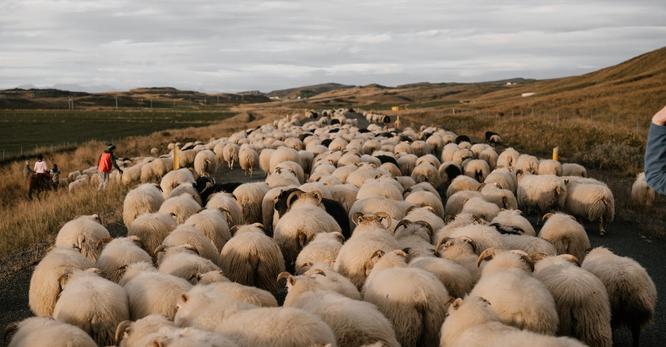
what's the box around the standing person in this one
[33,155,49,178]
[97,144,123,190]
[645,105,666,194]
[50,163,61,184]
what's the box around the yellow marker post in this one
[173,146,180,170]
[391,106,400,112]
[552,146,559,161]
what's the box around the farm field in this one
[0,109,236,161]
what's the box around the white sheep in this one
[496,147,520,168]
[215,307,338,347]
[282,272,400,347]
[490,209,536,236]
[538,159,562,176]
[516,173,567,214]
[444,190,482,217]
[219,224,286,295]
[233,182,270,224]
[463,159,491,182]
[194,149,217,177]
[582,247,657,346]
[158,248,221,283]
[274,190,342,267]
[515,154,539,174]
[168,182,203,205]
[123,183,164,227]
[115,314,177,347]
[534,255,612,347]
[500,234,557,256]
[404,190,444,218]
[55,214,111,261]
[440,296,587,347]
[159,194,202,224]
[564,179,614,235]
[222,143,240,169]
[96,236,152,282]
[362,249,451,347]
[28,248,94,317]
[123,267,192,321]
[194,274,278,307]
[157,225,221,266]
[182,208,231,251]
[435,236,480,281]
[238,146,259,176]
[471,248,559,335]
[53,269,130,346]
[561,163,587,177]
[539,213,591,261]
[294,231,344,274]
[269,146,300,173]
[127,211,177,257]
[631,172,656,206]
[206,192,244,227]
[160,168,195,197]
[461,197,500,221]
[6,317,97,347]
[408,256,474,299]
[446,175,481,198]
[480,183,518,210]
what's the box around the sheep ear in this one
[330,232,344,242]
[58,270,73,291]
[364,249,385,276]
[179,293,189,304]
[115,320,132,345]
[530,252,547,263]
[451,298,464,310]
[286,190,303,210]
[311,190,323,205]
[434,237,451,256]
[351,212,364,226]
[277,272,292,287]
[394,219,411,232]
[501,196,509,209]
[376,212,392,229]
[414,220,434,238]
[229,225,239,236]
[541,213,554,223]
[297,231,310,248]
[461,237,478,253]
[515,252,535,272]
[563,178,570,185]
[477,248,496,267]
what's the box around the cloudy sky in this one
[1,0,665,92]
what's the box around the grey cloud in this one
[0,0,664,92]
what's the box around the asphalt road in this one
[0,115,663,346]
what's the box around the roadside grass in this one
[0,107,286,257]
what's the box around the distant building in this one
[521,92,536,97]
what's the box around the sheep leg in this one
[631,324,641,347]
[598,216,606,236]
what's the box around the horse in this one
[27,173,55,199]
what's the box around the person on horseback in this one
[97,144,123,190]
[33,155,50,180]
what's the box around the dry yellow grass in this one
[0,106,288,257]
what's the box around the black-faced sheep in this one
[582,247,657,347]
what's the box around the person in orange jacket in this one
[97,144,123,190]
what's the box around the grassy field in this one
[0,109,236,160]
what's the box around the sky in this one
[1,0,665,93]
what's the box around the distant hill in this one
[267,83,353,99]
[0,87,269,109]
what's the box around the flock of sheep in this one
[9,109,658,347]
